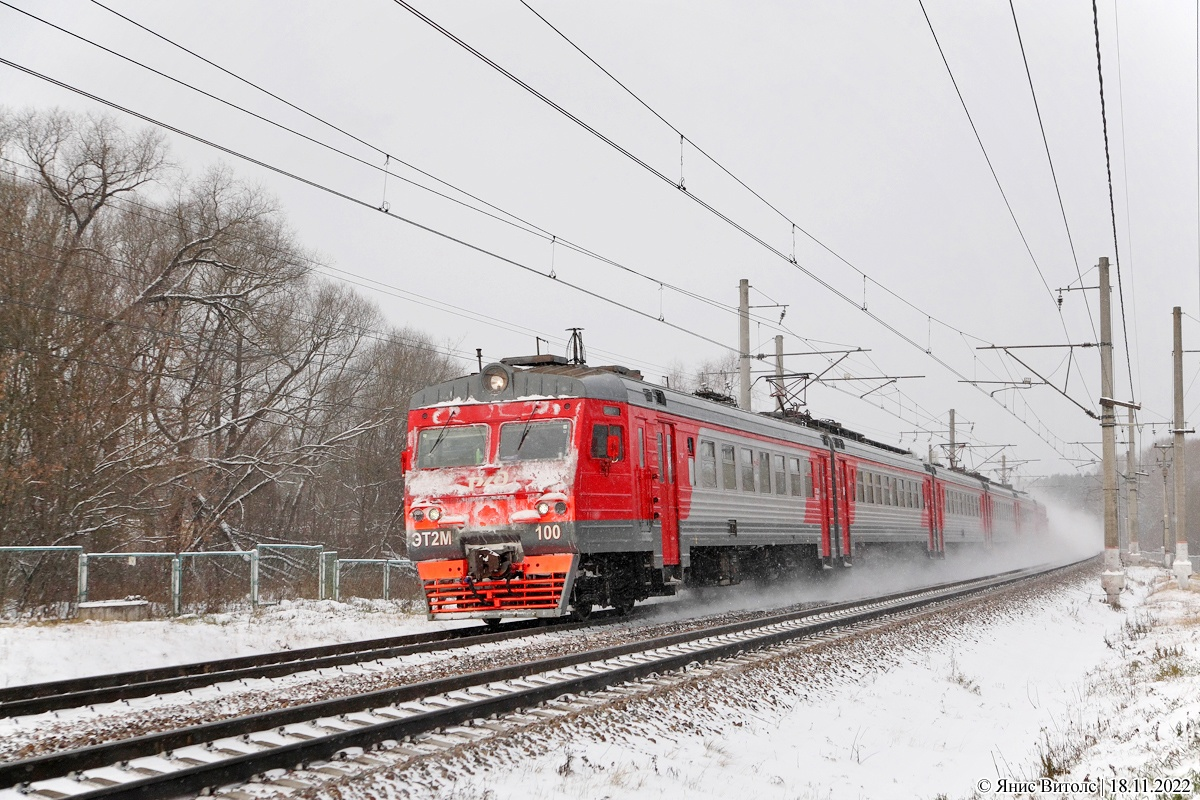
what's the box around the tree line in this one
[1034,438,1200,554]
[0,109,459,575]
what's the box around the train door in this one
[636,423,653,521]
[825,448,845,565]
[983,491,993,546]
[837,458,853,562]
[935,482,946,553]
[654,420,681,566]
[814,452,833,565]
[923,479,938,554]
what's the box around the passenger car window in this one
[740,448,756,493]
[700,441,718,488]
[721,445,737,490]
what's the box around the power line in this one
[2,116,1007,454]
[1089,0,1136,401]
[919,1,1100,419]
[917,0,1060,311]
[0,159,678,377]
[1007,0,1094,338]
[12,0,770,345]
[1111,0,1143,403]
[45,0,1090,454]
[388,0,1078,460]
[515,0,1022,358]
[0,56,742,354]
[0,43,1074,461]
[6,153,953,440]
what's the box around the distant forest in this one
[1034,438,1200,552]
[0,109,459,560]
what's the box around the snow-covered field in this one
[0,599,469,688]
[344,563,1199,800]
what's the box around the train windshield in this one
[498,420,571,462]
[417,424,488,469]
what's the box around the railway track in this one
[0,558,1088,800]
[0,613,621,719]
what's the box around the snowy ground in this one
[5,528,1200,798]
[0,599,470,687]
[305,562,1200,800]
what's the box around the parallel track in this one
[0,613,620,719]
[0,559,1088,800]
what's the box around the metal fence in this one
[0,545,420,619]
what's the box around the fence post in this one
[318,551,337,600]
[171,555,182,616]
[383,561,391,601]
[76,553,88,606]
[249,549,259,608]
[334,558,342,602]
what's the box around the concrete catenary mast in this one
[1172,306,1192,587]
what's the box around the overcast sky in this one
[2,1,1197,483]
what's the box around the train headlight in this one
[555,501,567,514]
[427,507,443,522]
[482,364,509,393]
[536,501,551,516]
[411,508,425,521]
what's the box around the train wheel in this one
[572,602,593,622]
[483,618,501,630]
[613,598,635,616]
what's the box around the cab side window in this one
[590,424,625,461]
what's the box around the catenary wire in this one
[34,0,769,343]
[0,56,747,358]
[515,0,1018,358]
[1090,0,1137,401]
[0,51,1072,461]
[0,161,686,379]
[29,0,1086,451]
[386,0,1088,458]
[1007,0,1095,339]
[2,122,1000,452]
[1111,0,1144,404]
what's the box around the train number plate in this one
[410,529,455,548]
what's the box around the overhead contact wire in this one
[0,57,738,357]
[1090,0,1136,401]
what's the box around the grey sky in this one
[1,1,1195,481]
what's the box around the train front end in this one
[404,361,586,622]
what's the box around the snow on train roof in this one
[410,363,1033,501]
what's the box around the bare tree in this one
[0,109,460,609]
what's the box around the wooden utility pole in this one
[1098,257,1125,605]
[1172,306,1192,586]
[739,279,751,411]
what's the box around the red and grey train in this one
[403,356,1047,622]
